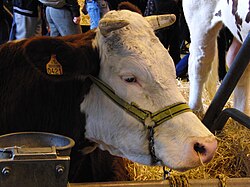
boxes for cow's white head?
[81,10,217,171]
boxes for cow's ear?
[23,36,99,80]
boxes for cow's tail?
[204,44,219,100]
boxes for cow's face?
[81,10,217,171]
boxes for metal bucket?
[0,132,75,187]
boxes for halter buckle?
[144,116,155,128]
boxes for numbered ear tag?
[46,55,63,75]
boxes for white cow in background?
[183,0,250,115]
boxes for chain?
[163,166,172,180]
[148,126,160,164]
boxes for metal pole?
[202,32,250,130]
[69,178,250,187]
[210,108,250,133]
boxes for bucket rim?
[0,131,75,151]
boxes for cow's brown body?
[0,32,129,182]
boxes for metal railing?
[202,32,250,133]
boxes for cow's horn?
[99,18,129,36]
[145,14,176,30]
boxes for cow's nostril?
[194,142,206,154]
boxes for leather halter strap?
[88,75,192,163]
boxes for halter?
[88,75,192,164]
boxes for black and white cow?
[0,10,217,182]
[183,0,250,115]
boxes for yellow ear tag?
[46,55,63,75]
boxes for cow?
[0,10,217,182]
[183,0,250,115]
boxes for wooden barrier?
[69,178,250,187]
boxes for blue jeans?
[46,7,82,36]
[9,8,42,40]
[86,0,100,30]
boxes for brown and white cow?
[183,0,250,115]
[0,10,217,181]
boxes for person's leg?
[13,13,34,39]
[11,11,42,40]
[9,12,17,40]
[46,7,60,37]
[34,6,42,37]
[9,14,16,41]
[176,53,189,79]
[48,7,82,36]
[168,24,181,65]
[97,0,109,17]
[86,1,100,29]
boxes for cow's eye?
[122,75,137,83]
